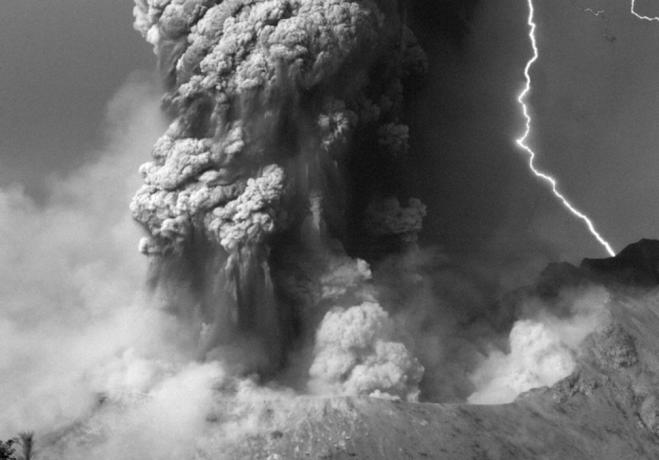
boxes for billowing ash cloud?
[131,0,405,255]
[468,287,610,404]
[6,1,647,458]
[131,0,608,413]
[468,319,576,404]
[130,0,429,388]
[309,301,423,401]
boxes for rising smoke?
[468,287,609,404]
[0,79,179,443]
[1,0,630,457]
[130,0,429,388]
[0,74,289,460]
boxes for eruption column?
[516,0,616,257]
[630,0,659,21]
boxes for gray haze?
[0,0,152,198]
[409,0,659,266]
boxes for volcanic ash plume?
[309,301,423,401]
[131,0,429,384]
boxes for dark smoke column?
[131,0,427,374]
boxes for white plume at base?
[309,301,423,402]
[468,288,609,404]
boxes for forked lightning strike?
[515,0,616,257]
[630,0,659,21]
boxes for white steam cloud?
[0,78,254,459]
[0,79,163,438]
[468,287,610,404]
[309,301,423,401]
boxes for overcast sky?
[0,0,152,197]
[409,0,659,263]
[2,0,659,265]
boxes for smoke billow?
[130,0,429,394]
[468,287,610,404]
[3,1,633,457]
[0,80,171,437]
[0,76,295,459]
[309,301,423,401]
[128,0,611,409]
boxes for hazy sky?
[0,0,152,197]
[2,0,659,264]
[409,0,659,263]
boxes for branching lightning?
[630,0,659,21]
[515,0,616,257]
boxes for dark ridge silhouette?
[582,239,659,287]
[529,240,659,299]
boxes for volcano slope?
[204,239,659,459]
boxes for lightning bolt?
[584,8,605,17]
[630,0,659,21]
[516,0,616,257]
